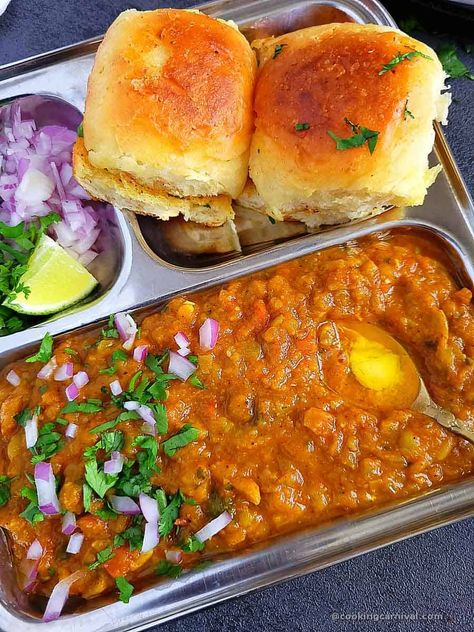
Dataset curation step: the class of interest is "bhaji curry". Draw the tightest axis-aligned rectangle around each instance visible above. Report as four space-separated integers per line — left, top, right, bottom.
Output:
0 231 473 618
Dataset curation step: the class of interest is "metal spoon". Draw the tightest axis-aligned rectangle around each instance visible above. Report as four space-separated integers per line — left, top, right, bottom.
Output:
316 321 474 444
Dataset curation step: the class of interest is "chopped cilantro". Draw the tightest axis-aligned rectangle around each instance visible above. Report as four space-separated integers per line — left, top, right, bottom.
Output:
30 422 63 463
404 100 415 120
83 482 93 512
181 535 205 553
294 122 310 131
38 385 48 395
155 560 182 578
88 545 114 570
64 348 77 356
268 217 276 224
14 406 40 427
84 431 124 458
61 399 103 414
25 333 53 363
114 519 144 551
128 370 143 392
112 349 128 363
20 486 44 524
162 425 199 457
327 118 379 155
273 43 286 59
90 410 139 434
159 490 185 538
438 43 474 80
101 314 119 339
0 475 13 507
115 576 134 603
114 463 152 498
77 122 84 137
378 49 432 75
189 374 205 390
84 458 118 498
99 365 117 375
133 435 159 477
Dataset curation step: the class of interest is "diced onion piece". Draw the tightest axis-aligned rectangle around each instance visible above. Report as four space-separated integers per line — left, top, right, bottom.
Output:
114 313 137 351
110 495 141 515
137 404 155 426
24 414 38 449
61 511 76 536
165 550 182 564
168 351 196 382
199 318 219 351
34 461 60 515
6 369 20 386
37 356 57 380
42 570 84 622
109 379 122 396
65 382 79 401
174 332 190 349
104 451 124 474
133 345 148 362
124 400 140 411
65 423 77 439
54 362 74 381
139 492 158 523
177 347 191 357
66 532 84 554
141 520 159 553
73 371 89 389
21 559 39 592
194 511 232 543
26 539 43 560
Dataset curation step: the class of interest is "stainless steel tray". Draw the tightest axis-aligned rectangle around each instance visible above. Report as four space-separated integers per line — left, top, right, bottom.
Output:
0 0 473 629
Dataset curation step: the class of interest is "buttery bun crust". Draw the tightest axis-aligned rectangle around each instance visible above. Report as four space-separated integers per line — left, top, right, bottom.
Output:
74 8 256 224
249 23 449 227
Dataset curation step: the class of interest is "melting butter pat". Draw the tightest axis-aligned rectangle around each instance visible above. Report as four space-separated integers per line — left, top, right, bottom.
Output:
349 336 402 391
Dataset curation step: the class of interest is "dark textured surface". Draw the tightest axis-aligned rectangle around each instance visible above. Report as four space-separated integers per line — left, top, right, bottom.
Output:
1 1 473 631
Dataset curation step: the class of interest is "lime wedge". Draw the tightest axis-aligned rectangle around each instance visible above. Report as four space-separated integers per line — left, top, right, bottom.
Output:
7 234 98 315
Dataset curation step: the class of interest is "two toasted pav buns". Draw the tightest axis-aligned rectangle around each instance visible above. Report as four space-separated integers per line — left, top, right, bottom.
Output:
73 10 450 229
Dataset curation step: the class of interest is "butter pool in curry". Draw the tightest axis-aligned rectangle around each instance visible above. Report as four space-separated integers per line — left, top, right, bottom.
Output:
0 232 473 619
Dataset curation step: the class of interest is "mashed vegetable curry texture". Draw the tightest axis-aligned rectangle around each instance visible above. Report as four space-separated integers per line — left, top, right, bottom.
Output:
0 232 473 617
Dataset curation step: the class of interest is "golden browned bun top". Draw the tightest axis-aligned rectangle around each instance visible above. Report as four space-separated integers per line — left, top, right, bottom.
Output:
83 9 256 198
252 23 445 183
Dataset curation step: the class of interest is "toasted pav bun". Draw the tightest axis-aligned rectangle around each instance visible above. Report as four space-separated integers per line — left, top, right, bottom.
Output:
249 23 450 227
74 8 256 225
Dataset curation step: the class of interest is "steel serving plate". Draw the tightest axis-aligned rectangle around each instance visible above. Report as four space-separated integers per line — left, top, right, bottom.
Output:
0 0 473 628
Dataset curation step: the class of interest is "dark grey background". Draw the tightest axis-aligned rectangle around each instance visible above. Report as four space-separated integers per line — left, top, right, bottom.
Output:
1 1 473 631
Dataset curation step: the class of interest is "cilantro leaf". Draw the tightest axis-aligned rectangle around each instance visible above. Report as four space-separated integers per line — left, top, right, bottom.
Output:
404 99 415 120
30 422 63 463
133 435 159 477
84 458 118 498
77 122 84 137
84 431 124 459
181 535 205 553
378 49 432 75
155 560 182 578
162 425 199 457
83 482 93 512
115 576 134 603
294 122 310 131
273 43 286 59
64 348 77 356
20 486 44 524
0 475 13 507
61 400 103 414
88 545 114 570
25 333 53 363
438 43 474 80
159 490 185 538
114 519 144 551
101 314 119 339
327 118 379 154
90 410 139 434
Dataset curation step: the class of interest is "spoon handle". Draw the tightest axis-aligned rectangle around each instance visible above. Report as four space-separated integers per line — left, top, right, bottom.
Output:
413 385 474 444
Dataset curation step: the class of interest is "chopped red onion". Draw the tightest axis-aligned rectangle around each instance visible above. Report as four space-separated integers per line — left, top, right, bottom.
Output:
24 413 38 449
141 520 159 553
37 356 57 380
73 371 89 389
165 550 182 564
177 347 191 357
114 313 137 351
110 495 141 515
54 362 73 382
137 404 155 426
6 369 20 386
168 351 196 382
194 511 232 543
133 344 148 362
139 492 158 524
199 318 219 351
65 423 77 439
109 379 122 396
0 101 102 264
66 532 84 554
34 461 60 515
61 511 76 535
42 570 84 622
124 400 140 411
21 559 39 592
26 539 43 560
174 332 190 349
104 451 124 474
65 382 79 401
